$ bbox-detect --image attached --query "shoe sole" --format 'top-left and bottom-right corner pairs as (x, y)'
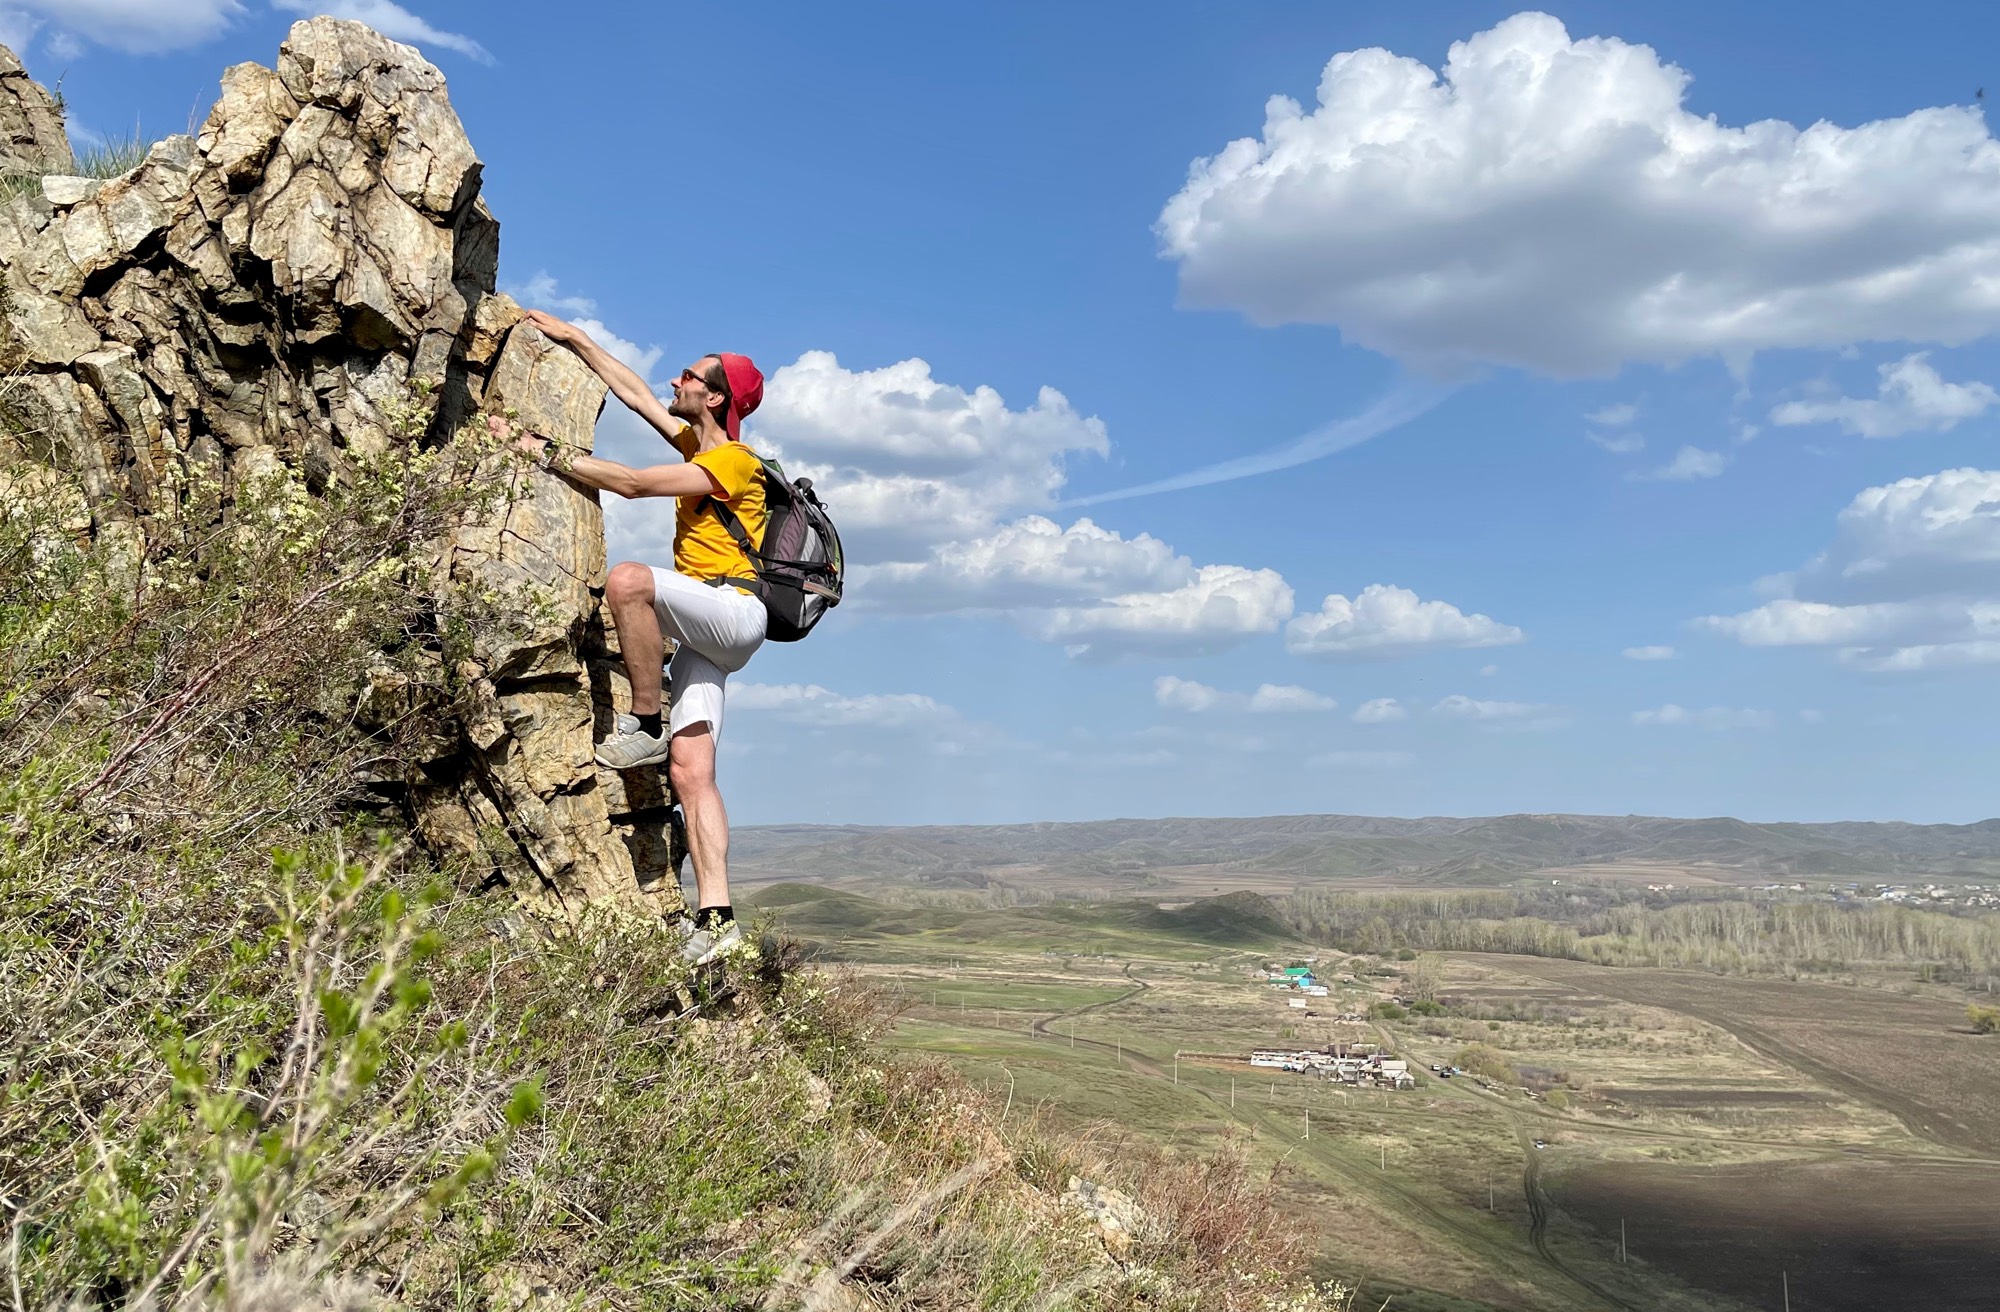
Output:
(595, 744), (670, 770)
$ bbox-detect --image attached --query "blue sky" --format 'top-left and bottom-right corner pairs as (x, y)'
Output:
(26, 0), (2000, 825)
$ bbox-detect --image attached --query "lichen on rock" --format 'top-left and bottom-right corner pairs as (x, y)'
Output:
(0, 18), (683, 914)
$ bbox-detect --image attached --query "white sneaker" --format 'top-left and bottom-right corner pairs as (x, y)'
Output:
(680, 920), (744, 967)
(597, 714), (669, 769)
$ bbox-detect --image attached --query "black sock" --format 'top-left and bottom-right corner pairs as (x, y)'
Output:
(696, 904), (733, 930)
(635, 710), (663, 737)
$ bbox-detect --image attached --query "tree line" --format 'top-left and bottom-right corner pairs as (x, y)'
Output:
(1283, 887), (2000, 986)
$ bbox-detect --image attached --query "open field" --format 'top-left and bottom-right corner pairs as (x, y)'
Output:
(1497, 956), (2000, 1154)
(755, 883), (2000, 1311)
(1554, 1158), (2000, 1312)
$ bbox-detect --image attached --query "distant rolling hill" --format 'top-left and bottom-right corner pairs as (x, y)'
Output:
(748, 884), (1296, 959)
(730, 813), (2000, 896)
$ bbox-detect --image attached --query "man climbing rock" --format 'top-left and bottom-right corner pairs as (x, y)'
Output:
(496, 308), (767, 964)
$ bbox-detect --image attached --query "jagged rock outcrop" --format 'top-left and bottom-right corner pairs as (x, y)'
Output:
(0, 44), (68, 177)
(0, 20), (682, 912)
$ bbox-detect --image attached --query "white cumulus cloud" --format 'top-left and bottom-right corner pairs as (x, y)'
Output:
(4, 0), (242, 52)
(1155, 676), (1336, 714)
(748, 351), (1107, 560)
(852, 518), (1289, 659)
(1632, 704), (1775, 730)
(1770, 353), (1998, 439)
(1697, 467), (2000, 671)
(851, 517), (1191, 612)
(1286, 583), (1523, 659)
(1622, 645), (1677, 661)
(1157, 11), (2000, 376)
(1249, 683), (1338, 713)
(1028, 565), (1295, 660)
(271, 1), (490, 62)
(1351, 697), (1408, 723)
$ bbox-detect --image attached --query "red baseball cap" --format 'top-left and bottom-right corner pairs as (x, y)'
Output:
(717, 352), (763, 441)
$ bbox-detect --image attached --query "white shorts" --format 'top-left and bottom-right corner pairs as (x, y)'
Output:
(645, 565), (767, 739)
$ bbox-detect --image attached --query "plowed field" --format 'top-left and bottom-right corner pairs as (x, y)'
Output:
(1499, 956), (2000, 1154)
(1555, 1158), (2000, 1311)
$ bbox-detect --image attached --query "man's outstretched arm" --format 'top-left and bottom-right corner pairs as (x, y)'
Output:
(489, 416), (721, 501)
(520, 308), (682, 444)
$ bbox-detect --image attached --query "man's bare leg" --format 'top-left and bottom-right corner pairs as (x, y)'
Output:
(605, 561), (665, 716)
(668, 723), (730, 911)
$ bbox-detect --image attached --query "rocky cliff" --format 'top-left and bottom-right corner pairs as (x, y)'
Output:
(0, 19), (681, 912)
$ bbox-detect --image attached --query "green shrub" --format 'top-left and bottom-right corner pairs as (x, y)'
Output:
(1454, 1043), (1521, 1086)
(1371, 1001), (1408, 1020)
(1970, 1004), (2000, 1035)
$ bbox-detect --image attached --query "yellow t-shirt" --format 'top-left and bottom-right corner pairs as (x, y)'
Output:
(669, 432), (767, 582)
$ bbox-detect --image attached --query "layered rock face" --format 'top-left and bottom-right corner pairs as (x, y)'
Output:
(0, 19), (681, 911)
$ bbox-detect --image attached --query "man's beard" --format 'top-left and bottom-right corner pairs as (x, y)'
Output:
(668, 391), (698, 423)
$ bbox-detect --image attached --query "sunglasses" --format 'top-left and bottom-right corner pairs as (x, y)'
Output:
(678, 367), (726, 393)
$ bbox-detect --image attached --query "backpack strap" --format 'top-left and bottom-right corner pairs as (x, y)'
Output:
(698, 495), (759, 564)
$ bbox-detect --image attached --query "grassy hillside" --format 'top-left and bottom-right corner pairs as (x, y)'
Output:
(751, 885), (1298, 961)
(0, 425), (1346, 1311)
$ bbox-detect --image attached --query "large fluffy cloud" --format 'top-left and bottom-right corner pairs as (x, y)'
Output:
(747, 351), (1107, 560)
(1286, 584), (1523, 659)
(1025, 566), (1294, 660)
(850, 516), (1189, 611)
(1157, 11), (2000, 376)
(1698, 467), (2000, 671)
(851, 518), (1291, 656)
(1770, 354), (1998, 439)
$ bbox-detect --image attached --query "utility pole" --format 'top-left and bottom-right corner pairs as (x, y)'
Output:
(1620, 1218), (1626, 1263)
(1070, 1023), (1075, 1049)
(1783, 1272), (1790, 1312)
(1304, 1108), (1310, 1141)
(1380, 1143), (1386, 1171)
(1173, 1050), (1180, 1085)
(1231, 1078), (1236, 1108)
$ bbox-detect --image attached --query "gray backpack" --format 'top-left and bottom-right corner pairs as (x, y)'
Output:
(699, 456), (844, 642)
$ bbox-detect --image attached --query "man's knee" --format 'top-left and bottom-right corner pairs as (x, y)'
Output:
(606, 561), (654, 607)
(668, 725), (717, 797)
